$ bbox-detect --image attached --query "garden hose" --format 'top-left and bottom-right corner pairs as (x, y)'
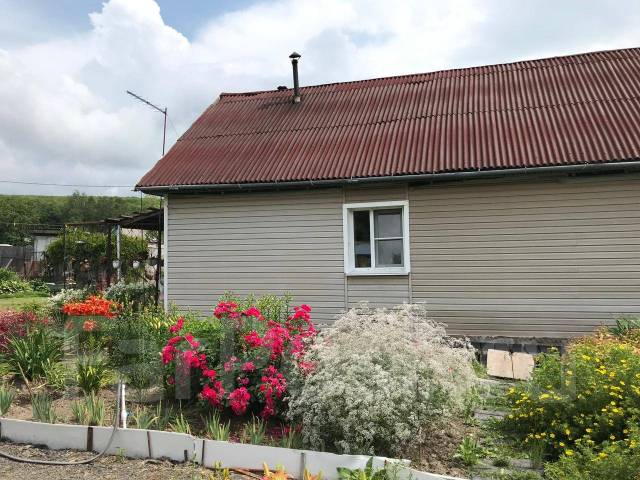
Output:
(0, 380), (122, 465)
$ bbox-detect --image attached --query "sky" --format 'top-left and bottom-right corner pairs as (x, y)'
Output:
(1, 0), (640, 196)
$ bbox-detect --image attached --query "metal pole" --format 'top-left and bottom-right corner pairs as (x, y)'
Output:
(62, 225), (67, 289)
(155, 212), (161, 307)
(116, 225), (121, 282)
(105, 225), (113, 288)
(162, 108), (167, 156)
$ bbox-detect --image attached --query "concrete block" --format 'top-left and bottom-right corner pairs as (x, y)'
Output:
(486, 349), (534, 380)
(147, 429), (195, 462)
(0, 419), (87, 451)
(201, 440), (302, 473)
(92, 426), (150, 458)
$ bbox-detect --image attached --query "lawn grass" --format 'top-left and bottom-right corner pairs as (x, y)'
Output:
(0, 293), (49, 311)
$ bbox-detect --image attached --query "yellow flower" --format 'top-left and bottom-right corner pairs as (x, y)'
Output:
(565, 449), (574, 456)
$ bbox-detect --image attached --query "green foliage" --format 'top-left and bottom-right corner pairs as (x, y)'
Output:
(0, 279), (32, 295)
(544, 432), (640, 480)
(454, 435), (483, 467)
(0, 384), (15, 415)
(204, 412), (230, 441)
(240, 416), (266, 445)
(0, 268), (19, 282)
(153, 401), (173, 431)
(337, 458), (400, 480)
(609, 317), (640, 337)
(0, 193), (159, 246)
(131, 406), (158, 429)
(219, 292), (292, 324)
(32, 392), (56, 423)
(105, 282), (155, 310)
(43, 228), (148, 285)
(71, 394), (106, 426)
(170, 411), (191, 434)
(43, 361), (69, 392)
(104, 309), (166, 390)
(502, 335), (640, 460)
(76, 354), (112, 395)
(2, 327), (63, 381)
(279, 426), (303, 449)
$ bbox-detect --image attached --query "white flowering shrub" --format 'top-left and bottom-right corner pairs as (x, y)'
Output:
(287, 304), (478, 456)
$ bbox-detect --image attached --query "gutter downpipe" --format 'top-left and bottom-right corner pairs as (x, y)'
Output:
(136, 160), (640, 194)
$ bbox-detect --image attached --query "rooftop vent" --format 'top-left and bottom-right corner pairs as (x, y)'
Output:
(289, 51), (301, 103)
(277, 85), (287, 91)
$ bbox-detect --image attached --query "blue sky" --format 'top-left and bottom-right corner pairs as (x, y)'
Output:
(1, 0), (640, 195)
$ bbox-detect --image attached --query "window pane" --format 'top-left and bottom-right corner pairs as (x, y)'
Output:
(353, 210), (371, 268)
(374, 209), (402, 238)
(375, 239), (403, 266)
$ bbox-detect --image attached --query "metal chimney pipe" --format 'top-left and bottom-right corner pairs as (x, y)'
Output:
(289, 51), (301, 103)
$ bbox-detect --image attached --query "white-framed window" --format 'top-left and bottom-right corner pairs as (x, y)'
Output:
(342, 200), (410, 275)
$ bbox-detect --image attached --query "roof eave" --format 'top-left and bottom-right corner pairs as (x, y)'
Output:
(135, 159), (640, 195)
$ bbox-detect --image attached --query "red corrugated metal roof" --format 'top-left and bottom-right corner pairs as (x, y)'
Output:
(137, 48), (640, 189)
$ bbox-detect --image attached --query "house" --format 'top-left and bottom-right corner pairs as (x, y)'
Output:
(137, 47), (640, 341)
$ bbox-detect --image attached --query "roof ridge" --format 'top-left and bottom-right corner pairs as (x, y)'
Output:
(182, 90), (640, 142)
(217, 47), (640, 103)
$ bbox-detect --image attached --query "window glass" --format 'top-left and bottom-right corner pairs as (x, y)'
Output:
(374, 209), (402, 238)
(353, 210), (371, 268)
(375, 239), (403, 266)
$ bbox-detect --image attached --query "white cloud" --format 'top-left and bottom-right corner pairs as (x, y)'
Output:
(1, 0), (640, 195)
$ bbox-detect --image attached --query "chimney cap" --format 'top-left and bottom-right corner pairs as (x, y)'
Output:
(289, 51), (301, 60)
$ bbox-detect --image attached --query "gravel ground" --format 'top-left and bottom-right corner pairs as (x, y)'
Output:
(0, 441), (219, 479)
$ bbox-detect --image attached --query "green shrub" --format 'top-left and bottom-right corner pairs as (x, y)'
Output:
(0, 279), (32, 295)
(76, 354), (111, 394)
(502, 333), (640, 459)
(104, 309), (166, 390)
(0, 268), (19, 282)
(105, 282), (155, 310)
(544, 429), (640, 480)
(2, 327), (63, 381)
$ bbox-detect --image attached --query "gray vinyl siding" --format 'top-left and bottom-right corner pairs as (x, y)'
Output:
(166, 173), (640, 338)
(409, 174), (640, 338)
(167, 189), (345, 323)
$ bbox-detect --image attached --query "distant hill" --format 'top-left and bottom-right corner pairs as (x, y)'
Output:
(0, 192), (160, 245)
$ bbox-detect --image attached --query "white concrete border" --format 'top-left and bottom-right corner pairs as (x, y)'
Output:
(0, 418), (463, 480)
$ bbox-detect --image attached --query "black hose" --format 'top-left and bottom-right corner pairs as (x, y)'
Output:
(0, 381), (122, 465)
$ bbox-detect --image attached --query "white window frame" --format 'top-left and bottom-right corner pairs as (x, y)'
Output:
(342, 200), (410, 276)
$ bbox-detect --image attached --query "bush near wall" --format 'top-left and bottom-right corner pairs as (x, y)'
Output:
(502, 327), (640, 467)
(287, 304), (478, 457)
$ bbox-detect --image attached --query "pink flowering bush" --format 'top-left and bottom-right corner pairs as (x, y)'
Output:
(161, 299), (316, 419)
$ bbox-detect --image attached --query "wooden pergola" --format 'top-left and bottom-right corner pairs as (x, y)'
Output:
(64, 207), (164, 306)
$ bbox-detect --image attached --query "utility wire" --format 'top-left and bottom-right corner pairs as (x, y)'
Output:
(0, 180), (133, 188)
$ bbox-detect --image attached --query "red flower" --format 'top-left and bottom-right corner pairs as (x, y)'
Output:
(161, 344), (176, 365)
(62, 296), (120, 318)
(167, 376), (175, 385)
(244, 331), (262, 348)
(243, 307), (264, 320)
(223, 356), (237, 372)
(229, 387), (250, 415)
(214, 301), (239, 319)
(201, 382), (225, 407)
(241, 361), (255, 372)
(82, 320), (98, 332)
(169, 317), (184, 333)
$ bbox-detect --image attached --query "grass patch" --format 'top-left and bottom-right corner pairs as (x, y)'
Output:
(0, 293), (49, 311)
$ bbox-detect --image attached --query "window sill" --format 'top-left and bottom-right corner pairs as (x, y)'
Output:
(345, 268), (410, 276)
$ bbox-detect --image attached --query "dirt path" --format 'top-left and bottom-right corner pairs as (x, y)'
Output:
(0, 441), (216, 479)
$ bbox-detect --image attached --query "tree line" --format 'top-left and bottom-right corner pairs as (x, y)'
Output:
(0, 192), (160, 245)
